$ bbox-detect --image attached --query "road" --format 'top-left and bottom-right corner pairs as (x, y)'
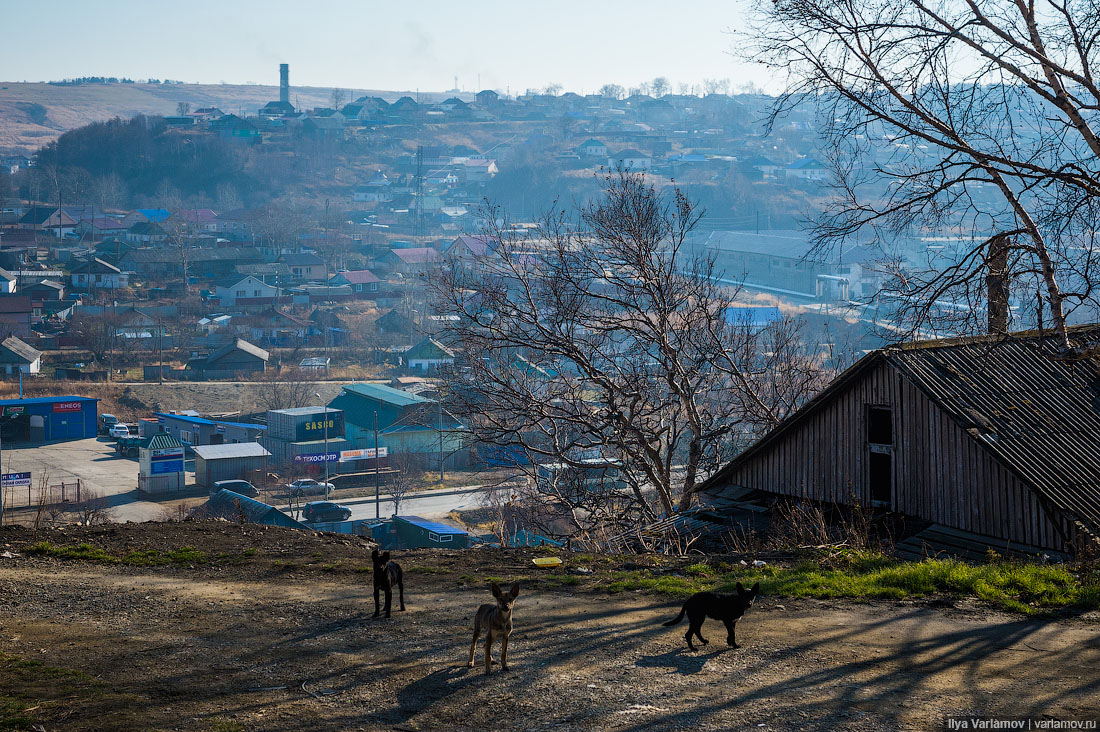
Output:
(282, 484), (493, 522)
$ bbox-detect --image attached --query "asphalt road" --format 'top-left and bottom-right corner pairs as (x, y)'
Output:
(283, 484), (492, 522)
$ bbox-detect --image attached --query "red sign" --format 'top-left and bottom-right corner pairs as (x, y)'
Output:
(52, 401), (82, 413)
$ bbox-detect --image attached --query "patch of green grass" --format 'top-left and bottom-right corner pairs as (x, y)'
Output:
(321, 563), (339, 572)
(26, 541), (118, 563)
(123, 549), (170, 567)
(407, 565), (451, 575)
(164, 546), (205, 564)
(605, 554), (1099, 615)
(0, 694), (35, 732)
(273, 560), (299, 571)
(0, 654), (102, 732)
(241, 548), (258, 557)
(537, 573), (580, 587)
(355, 566), (372, 574)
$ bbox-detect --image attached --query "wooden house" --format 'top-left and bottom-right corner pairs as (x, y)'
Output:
(186, 338), (269, 380)
(697, 326), (1100, 554)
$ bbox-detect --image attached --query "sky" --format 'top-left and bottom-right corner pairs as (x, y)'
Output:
(0, 0), (764, 94)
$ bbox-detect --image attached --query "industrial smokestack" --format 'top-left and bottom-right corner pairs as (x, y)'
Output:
(279, 63), (289, 104)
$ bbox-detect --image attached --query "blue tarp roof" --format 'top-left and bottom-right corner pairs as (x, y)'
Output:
(396, 515), (468, 535)
(155, 412), (266, 431)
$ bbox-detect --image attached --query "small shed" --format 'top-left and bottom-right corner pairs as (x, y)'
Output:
(138, 433), (186, 494)
(388, 515), (469, 549)
(0, 335), (41, 374)
(194, 442), (271, 489)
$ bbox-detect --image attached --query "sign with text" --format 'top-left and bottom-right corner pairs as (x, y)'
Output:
(2, 406), (25, 417)
(151, 460), (184, 475)
(52, 401), (83, 413)
(293, 452), (340, 464)
(151, 448), (185, 460)
(339, 447), (389, 462)
(1, 472), (31, 488)
(295, 411), (345, 441)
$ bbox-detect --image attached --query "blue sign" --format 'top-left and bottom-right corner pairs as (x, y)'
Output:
(151, 460), (184, 474)
(1, 472), (31, 488)
(293, 452), (340, 464)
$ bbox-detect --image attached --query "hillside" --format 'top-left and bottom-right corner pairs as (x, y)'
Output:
(0, 522), (1097, 731)
(0, 82), (456, 154)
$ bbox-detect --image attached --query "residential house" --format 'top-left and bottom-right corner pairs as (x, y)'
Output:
(330, 269), (381, 293)
(231, 309), (310, 348)
(259, 100), (296, 118)
(125, 221), (169, 244)
(17, 208), (76, 237)
(696, 325), (1100, 555)
(575, 139), (609, 158)
(70, 258), (128, 290)
(20, 279), (65, 302)
(0, 295), (35, 337)
(0, 268), (14, 293)
(462, 158), (498, 183)
(75, 216), (127, 239)
(404, 337), (455, 373)
(215, 275), (282, 307)
(114, 307), (167, 345)
(374, 308), (418, 336)
(475, 89), (500, 107)
(786, 158), (828, 181)
(0, 335), (41, 374)
(211, 114), (262, 143)
(186, 338), (269, 379)
(328, 382), (467, 470)
(174, 209), (219, 233)
(120, 209), (171, 228)
(607, 149), (652, 171)
(301, 116), (345, 140)
(444, 235), (496, 263)
(281, 252), (327, 282)
(383, 247), (441, 274)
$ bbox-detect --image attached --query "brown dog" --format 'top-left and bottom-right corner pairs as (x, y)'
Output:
(467, 581), (520, 674)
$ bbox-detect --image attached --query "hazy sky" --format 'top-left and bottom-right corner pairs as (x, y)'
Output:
(0, 0), (762, 93)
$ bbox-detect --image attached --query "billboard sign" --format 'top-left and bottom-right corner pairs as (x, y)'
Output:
(1, 472), (31, 488)
(295, 411), (345, 441)
(151, 460), (184, 474)
(2, 406), (25, 417)
(52, 401), (83, 413)
(151, 448), (185, 460)
(293, 452), (340, 464)
(339, 447), (389, 462)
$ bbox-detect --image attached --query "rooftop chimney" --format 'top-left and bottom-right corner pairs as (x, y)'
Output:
(279, 64), (289, 104)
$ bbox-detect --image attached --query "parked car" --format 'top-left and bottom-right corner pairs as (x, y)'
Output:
(115, 436), (143, 458)
(108, 423), (131, 439)
(284, 478), (334, 497)
(98, 413), (119, 435)
(302, 501), (352, 523)
(210, 479), (259, 498)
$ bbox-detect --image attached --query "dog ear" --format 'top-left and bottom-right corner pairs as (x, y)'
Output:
(736, 582), (746, 594)
(381, 552), (391, 563)
(371, 549), (379, 559)
(509, 582), (520, 598)
(750, 581), (760, 594)
(490, 581), (503, 599)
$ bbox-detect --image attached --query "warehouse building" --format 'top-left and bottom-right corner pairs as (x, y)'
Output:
(194, 442), (272, 489)
(0, 396), (97, 442)
(153, 412), (266, 447)
(261, 406), (350, 473)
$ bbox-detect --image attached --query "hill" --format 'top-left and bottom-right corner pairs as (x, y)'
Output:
(0, 522), (1097, 731)
(0, 81), (456, 154)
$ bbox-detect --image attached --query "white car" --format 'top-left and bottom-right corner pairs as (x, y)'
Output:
(284, 478), (334, 497)
(108, 424), (131, 439)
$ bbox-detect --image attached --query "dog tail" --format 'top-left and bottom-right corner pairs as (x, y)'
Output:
(662, 605), (687, 626)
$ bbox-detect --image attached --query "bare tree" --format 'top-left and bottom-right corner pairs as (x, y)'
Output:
(330, 88), (346, 110)
(257, 366), (315, 411)
(386, 450), (424, 517)
(651, 77), (671, 97)
(751, 0), (1100, 353)
(70, 310), (124, 379)
(430, 170), (828, 533)
(176, 101), (191, 116)
(599, 84), (626, 100)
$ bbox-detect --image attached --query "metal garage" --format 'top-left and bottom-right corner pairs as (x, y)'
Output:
(194, 442), (271, 489)
(0, 396), (98, 443)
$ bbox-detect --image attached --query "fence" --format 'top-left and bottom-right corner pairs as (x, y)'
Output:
(1, 479), (82, 510)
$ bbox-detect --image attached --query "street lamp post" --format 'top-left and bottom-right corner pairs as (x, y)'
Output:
(315, 393), (329, 500)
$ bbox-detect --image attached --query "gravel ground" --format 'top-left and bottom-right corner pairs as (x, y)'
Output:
(0, 522), (1098, 732)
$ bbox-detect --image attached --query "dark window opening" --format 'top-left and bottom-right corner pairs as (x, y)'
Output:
(869, 451), (892, 505)
(867, 406), (893, 445)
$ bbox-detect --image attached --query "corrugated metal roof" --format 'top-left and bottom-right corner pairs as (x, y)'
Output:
(340, 382), (431, 407)
(193, 443), (271, 459)
(144, 433), (184, 451)
(0, 396), (96, 406)
(155, 412), (267, 431)
(699, 324), (1100, 538)
(396, 515), (468, 535)
(205, 490), (307, 529)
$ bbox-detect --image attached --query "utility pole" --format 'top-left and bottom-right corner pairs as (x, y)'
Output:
(374, 410), (380, 519)
(438, 399), (444, 482)
(315, 393), (329, 499)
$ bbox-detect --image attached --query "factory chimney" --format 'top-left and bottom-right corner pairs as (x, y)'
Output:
(279, 64), (289, 104)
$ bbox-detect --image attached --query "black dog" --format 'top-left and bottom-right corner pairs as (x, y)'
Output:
(371, 549), (406, 618)
(663, 582), (760, 651)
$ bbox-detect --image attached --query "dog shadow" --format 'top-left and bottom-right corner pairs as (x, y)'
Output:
(636, 648), (728, 675)
(395, 665), (483, 720)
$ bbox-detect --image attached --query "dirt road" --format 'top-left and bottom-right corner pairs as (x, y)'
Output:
(0, 526), (1097, 731)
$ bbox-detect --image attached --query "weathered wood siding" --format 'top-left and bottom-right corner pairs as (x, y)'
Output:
(726, 360), (1065, 549)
